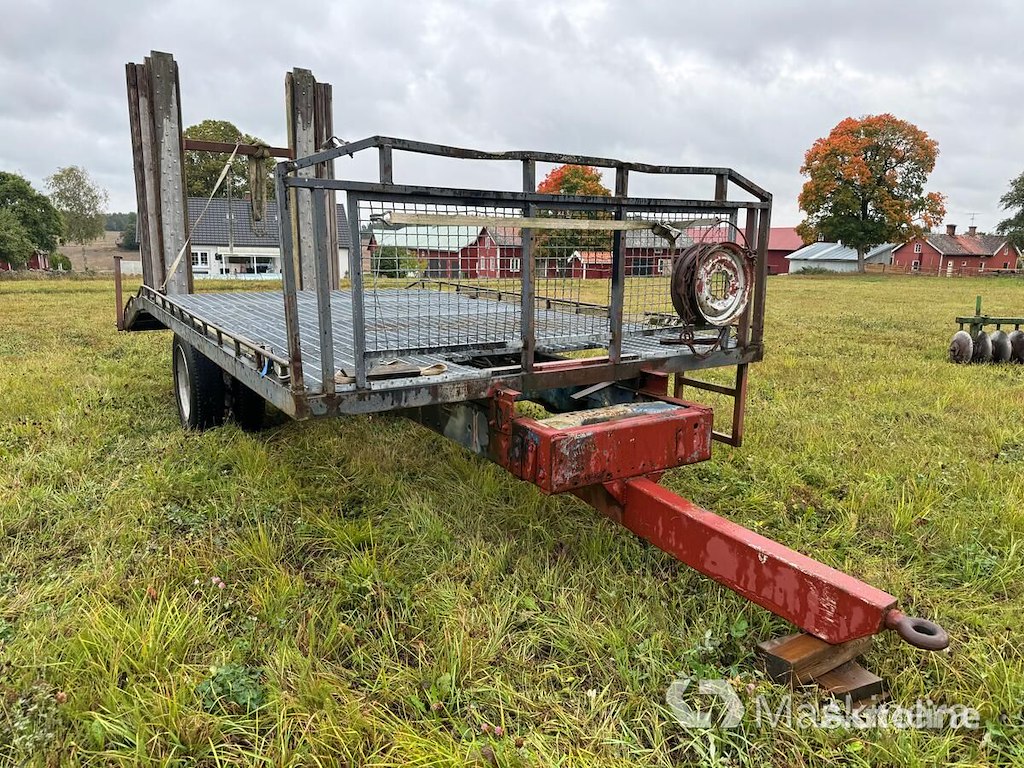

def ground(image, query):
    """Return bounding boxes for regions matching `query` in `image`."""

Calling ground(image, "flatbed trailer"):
[118,51,948,654]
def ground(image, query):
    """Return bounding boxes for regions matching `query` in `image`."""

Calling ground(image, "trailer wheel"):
[172,335,225,430]
[230,377,266,432]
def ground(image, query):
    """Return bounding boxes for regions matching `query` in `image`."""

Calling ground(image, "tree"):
[535,165,613,276]
[115,212,139,250]
[105,212,135,231]
[371,246,418,277]
[537,165,612,197]
[183,119,275,200]
[797,114,946,272]
[50,252,72,271]
[46,166,108,270]
[0,208,34,269]
[996,172,1024,251]
[0,172,63,254]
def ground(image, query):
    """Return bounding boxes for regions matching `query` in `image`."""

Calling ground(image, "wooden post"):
[314,81,340,287]
[286,69,339,291]
[125,51,191,294]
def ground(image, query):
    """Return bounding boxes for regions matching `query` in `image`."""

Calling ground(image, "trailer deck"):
[125,283,745,418]
[169,288,728,383]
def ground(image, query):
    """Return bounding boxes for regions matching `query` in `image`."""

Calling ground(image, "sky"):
[0,0,1020,231]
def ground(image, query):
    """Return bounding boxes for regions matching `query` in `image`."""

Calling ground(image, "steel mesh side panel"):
[356,199,740,361]
[360,201,526,356]
[530,208,612,351]
[620,216,737,333]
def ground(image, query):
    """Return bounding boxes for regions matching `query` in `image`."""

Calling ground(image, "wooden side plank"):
[149,51,190,294]
[137,60,163,287]
[289,68,317,290]
[314,80,339,289]
[125,63,153,287]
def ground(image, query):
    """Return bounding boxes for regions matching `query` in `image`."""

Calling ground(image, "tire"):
[230,377,266,432]
[172,335,225,430]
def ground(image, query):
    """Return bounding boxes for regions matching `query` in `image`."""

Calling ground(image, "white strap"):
[160,142,240,291]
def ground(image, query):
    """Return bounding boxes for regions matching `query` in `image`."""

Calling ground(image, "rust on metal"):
[671,241,754,327]
[615,477,898,644]
[487,388,711,494]
[114,255,124,331]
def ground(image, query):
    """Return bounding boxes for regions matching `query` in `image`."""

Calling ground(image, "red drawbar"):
[617,478,897,644]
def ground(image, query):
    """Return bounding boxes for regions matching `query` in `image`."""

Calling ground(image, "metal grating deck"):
[172,289,721,389]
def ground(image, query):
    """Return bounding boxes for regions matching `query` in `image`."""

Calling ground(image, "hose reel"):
[670,241,755,327]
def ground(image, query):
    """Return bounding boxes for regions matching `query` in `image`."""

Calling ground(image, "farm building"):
[0,252,50,271]
[668,226,802,274]
[359,232,376,273]
[787,241,895,273]
[373,226,524,279]
[369,224,753,279]
[568,250,613,279]
[373,226,481,278]
[892,225,1020,275]
[479,227,524,277]
[622,229,688,276]
[120,198,352,279]
[764,227,805,274]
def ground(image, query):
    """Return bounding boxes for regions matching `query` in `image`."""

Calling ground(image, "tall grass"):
[0,274,1021,765]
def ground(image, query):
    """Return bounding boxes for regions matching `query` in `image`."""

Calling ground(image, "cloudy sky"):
[1,0,1019,230]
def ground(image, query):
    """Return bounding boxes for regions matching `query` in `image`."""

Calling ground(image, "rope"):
[160,142,240,292]
[248,145,271,237]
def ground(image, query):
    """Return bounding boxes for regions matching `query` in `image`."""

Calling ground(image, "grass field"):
[1,273,1022,766]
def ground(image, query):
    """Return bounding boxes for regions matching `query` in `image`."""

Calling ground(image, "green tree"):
[46,166,108,269]
[0,172,63,254]
[996,172,1024,251]
[105,212,135,231]
[183,120,275,200]
[115,212,139,250]
[797,114,946,272]
[371,246,418,277]
[0,208,34,269]
[535,165,613,276]
[50,252,72,271]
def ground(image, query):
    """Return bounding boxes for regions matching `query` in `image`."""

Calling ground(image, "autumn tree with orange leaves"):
[797,114,945,272]
[537,165,611,197]
[535,165,612,275]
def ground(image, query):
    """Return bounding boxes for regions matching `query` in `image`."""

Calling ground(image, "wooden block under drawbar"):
[755,633,873,685]
[816,661,885,703]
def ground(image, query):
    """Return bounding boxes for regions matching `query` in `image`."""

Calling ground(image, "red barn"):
[765,227,805,274]
[471,227,523,277]
[892,225,1020,276]
[0,252,50,270]
[676,226,804,274]
[568,250,613,279]
[375,226,481,278]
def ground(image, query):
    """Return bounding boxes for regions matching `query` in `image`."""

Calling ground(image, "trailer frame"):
[119,51,948,653]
